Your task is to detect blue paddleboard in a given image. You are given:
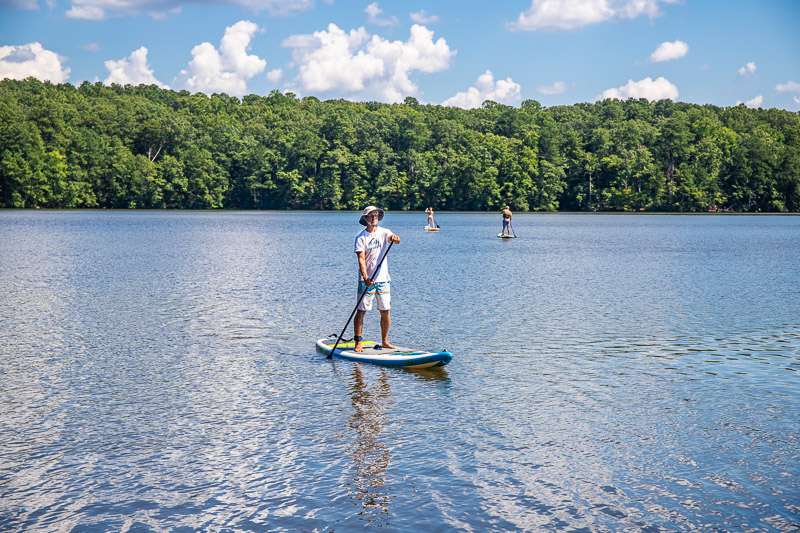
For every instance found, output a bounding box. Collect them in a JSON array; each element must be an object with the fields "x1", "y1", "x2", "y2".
[{"x1": 316, "y1": 338, "x2": 452, "y2": 369}]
